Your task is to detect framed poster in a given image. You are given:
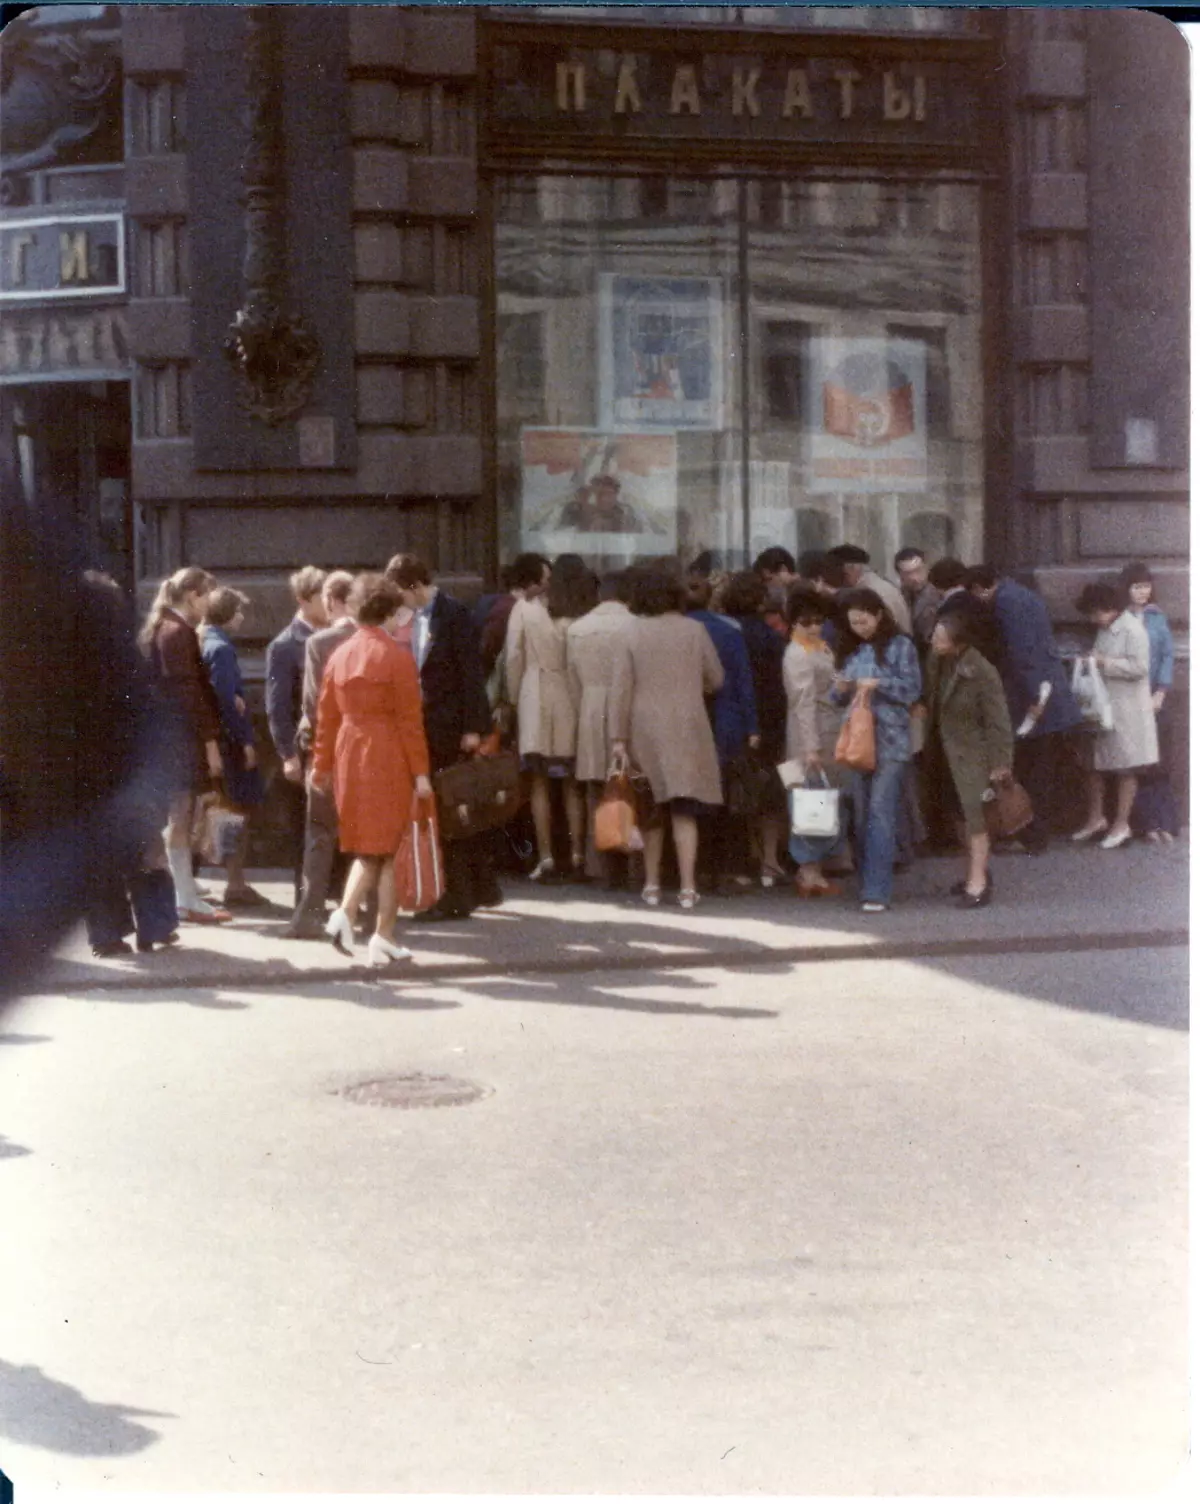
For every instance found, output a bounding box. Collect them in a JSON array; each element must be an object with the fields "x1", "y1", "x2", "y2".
[
  {"x1": 599, "y1": 274, "x2": 723, "y2": 430},
  {"x1": 519, "y1": 428, "x2": 678, "y2": 558},
  {"x1": 806, "y1": 337, "x2": 928, "y2": 493}
]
